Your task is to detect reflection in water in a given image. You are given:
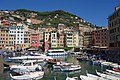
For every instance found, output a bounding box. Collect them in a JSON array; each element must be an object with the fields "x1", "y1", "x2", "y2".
[{"x1": 0, "y1": 55, "x2": 103, "y2": 80}]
